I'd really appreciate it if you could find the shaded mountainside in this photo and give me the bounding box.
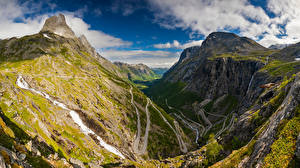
[144,32,300,167]
[0,14,195,168]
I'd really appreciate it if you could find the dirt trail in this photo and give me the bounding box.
[165,99,203,143]
[130,86,142,154]
[215,113,236,138]
[149,99,187,153]
[130,86,151,155]
[140,98,151,154]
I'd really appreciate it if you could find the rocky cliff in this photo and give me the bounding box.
[144,32,300,167]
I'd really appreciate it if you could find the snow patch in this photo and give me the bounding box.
[65,61,71,65]
[43,34,52,39]
[16,75,125,159]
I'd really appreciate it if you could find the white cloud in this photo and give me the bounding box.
[0,0,47,39]
[260,0,300,46]
[149,0,270,37]
[0,0,130,49]
[101,49,179,68]
[64,14,131,48]
[154,40,203,49]
[148,0,300,47]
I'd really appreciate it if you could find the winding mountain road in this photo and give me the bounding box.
[172,113,200,143]
[130,86,142,154]
[165,99,203,143]
[215,113,236,138]
[140,98,150,154]
[149,98,187,153]
[130,86,151,155]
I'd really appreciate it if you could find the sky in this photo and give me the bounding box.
[0,0,300,68]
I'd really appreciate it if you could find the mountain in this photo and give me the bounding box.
[269,43,291,50]
[0,14,299,168]
[114,62,160,81]
[0,14,195,168]
[144,32,300,167]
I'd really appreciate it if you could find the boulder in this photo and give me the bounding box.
[0,154,6,168]
[69,158,85,168]
[259,83,276,89]
[17,153,26,161]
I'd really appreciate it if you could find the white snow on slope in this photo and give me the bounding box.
[43,33,52,39]
[16,75,125,159]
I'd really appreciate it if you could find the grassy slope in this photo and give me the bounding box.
[0,34,192,166]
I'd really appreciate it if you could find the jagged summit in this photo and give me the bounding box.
[40,14,76,38]
[175,32,267,65]
[201,32,266,53]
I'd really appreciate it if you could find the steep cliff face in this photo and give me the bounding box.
[143,32,300,168]
[164,32,266,82]
[147,32,273,121]
[0,14,194,168]
[40,14,76,39]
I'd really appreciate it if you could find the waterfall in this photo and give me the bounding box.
[246,74,254,95]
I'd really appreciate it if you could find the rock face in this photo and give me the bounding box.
[70,158,85,168]
[237,76,300,167]
[0,154,5,168]
[164,32,267,83]
[149,32,271,111]
[146,31,300,167]
[40,14,76,38]
[185,58,263,99]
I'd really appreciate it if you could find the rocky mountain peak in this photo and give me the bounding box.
[201,32,266,54]
[178,46,201,63]
[40,14,76,38]
[206,32,239,41]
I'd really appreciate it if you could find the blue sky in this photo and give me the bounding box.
[1,0,300,67]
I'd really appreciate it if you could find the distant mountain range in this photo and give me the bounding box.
[269,44,291,50]
[269,43,291,49]
[151,67,169,76]
[114,62,161,81]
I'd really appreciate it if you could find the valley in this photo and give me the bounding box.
[0,13,299,168]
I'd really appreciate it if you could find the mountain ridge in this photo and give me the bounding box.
[144,31,300,167]
[0,14,299,168]
[0,14,195,168]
